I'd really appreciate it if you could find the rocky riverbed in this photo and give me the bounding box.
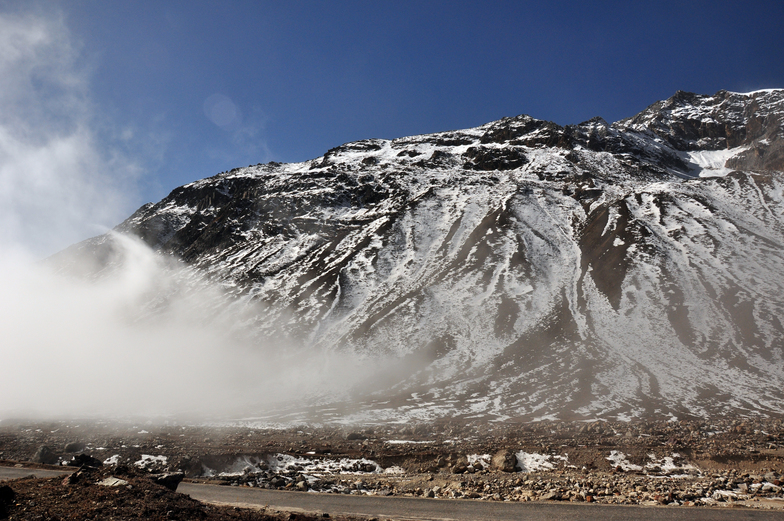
[2,418,783,511]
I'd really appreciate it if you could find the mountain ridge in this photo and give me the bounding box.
[52,89,784,423]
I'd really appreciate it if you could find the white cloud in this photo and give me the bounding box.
[0,234,373,419]
[0,9,372,422]
[0,9,140,258]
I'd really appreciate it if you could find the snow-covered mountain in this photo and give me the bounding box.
[55,89,784,423]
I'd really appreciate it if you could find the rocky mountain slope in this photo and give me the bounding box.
[54,89,784,423]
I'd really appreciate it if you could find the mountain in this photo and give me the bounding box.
[54,89,784,423]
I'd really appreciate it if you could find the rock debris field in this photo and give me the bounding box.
[1,418,784,518]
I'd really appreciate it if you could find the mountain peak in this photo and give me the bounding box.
[617,88,784,156]
[54,90,784,423]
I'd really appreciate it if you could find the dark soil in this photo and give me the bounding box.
[0,464,360,520]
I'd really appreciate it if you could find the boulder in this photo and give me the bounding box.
[0,484,15,518]
[491,449,518,473]
[97,477,129,487]
[67,453,103,468]
[149,472,184,491]
[64,442,86,453]
[451,456,469,474]
[0,485,15,519]
[0,486,13,504]
[31,446,58,465]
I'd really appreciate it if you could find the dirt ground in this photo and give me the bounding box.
[1,417,783,518]
[0,465,364,520]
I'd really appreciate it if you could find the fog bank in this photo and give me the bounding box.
[0,234,377,420]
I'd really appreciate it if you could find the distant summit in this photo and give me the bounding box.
[54,89,784,423]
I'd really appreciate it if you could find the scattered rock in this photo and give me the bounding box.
[64,467,98,485]
[3,418,784,511]
[451,458,468,474]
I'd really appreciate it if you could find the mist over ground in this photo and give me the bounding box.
[0,232,386,420]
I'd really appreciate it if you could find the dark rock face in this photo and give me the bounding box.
[726,139,784,172]
[464,146,527,171]
[52,89,784,423]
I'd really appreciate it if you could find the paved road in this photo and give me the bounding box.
[179,482,784,521]
[2,467,782,520]
[0,466,73,481]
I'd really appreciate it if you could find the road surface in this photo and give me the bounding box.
[1,466,782,520]
[179,482,784,521]
[0,465,73,481]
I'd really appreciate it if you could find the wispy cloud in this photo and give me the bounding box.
[202,93,274,167]
[0,8,141,258]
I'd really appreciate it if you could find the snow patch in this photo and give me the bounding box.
[606,451,642,471]
[466,454,491,469]
[103,454,120,466]
[135,454,168,469]
[646,452,698,474]
[683,148,745,178]
[515,451,562,472]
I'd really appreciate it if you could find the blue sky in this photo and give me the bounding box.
[1,0,783,256]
